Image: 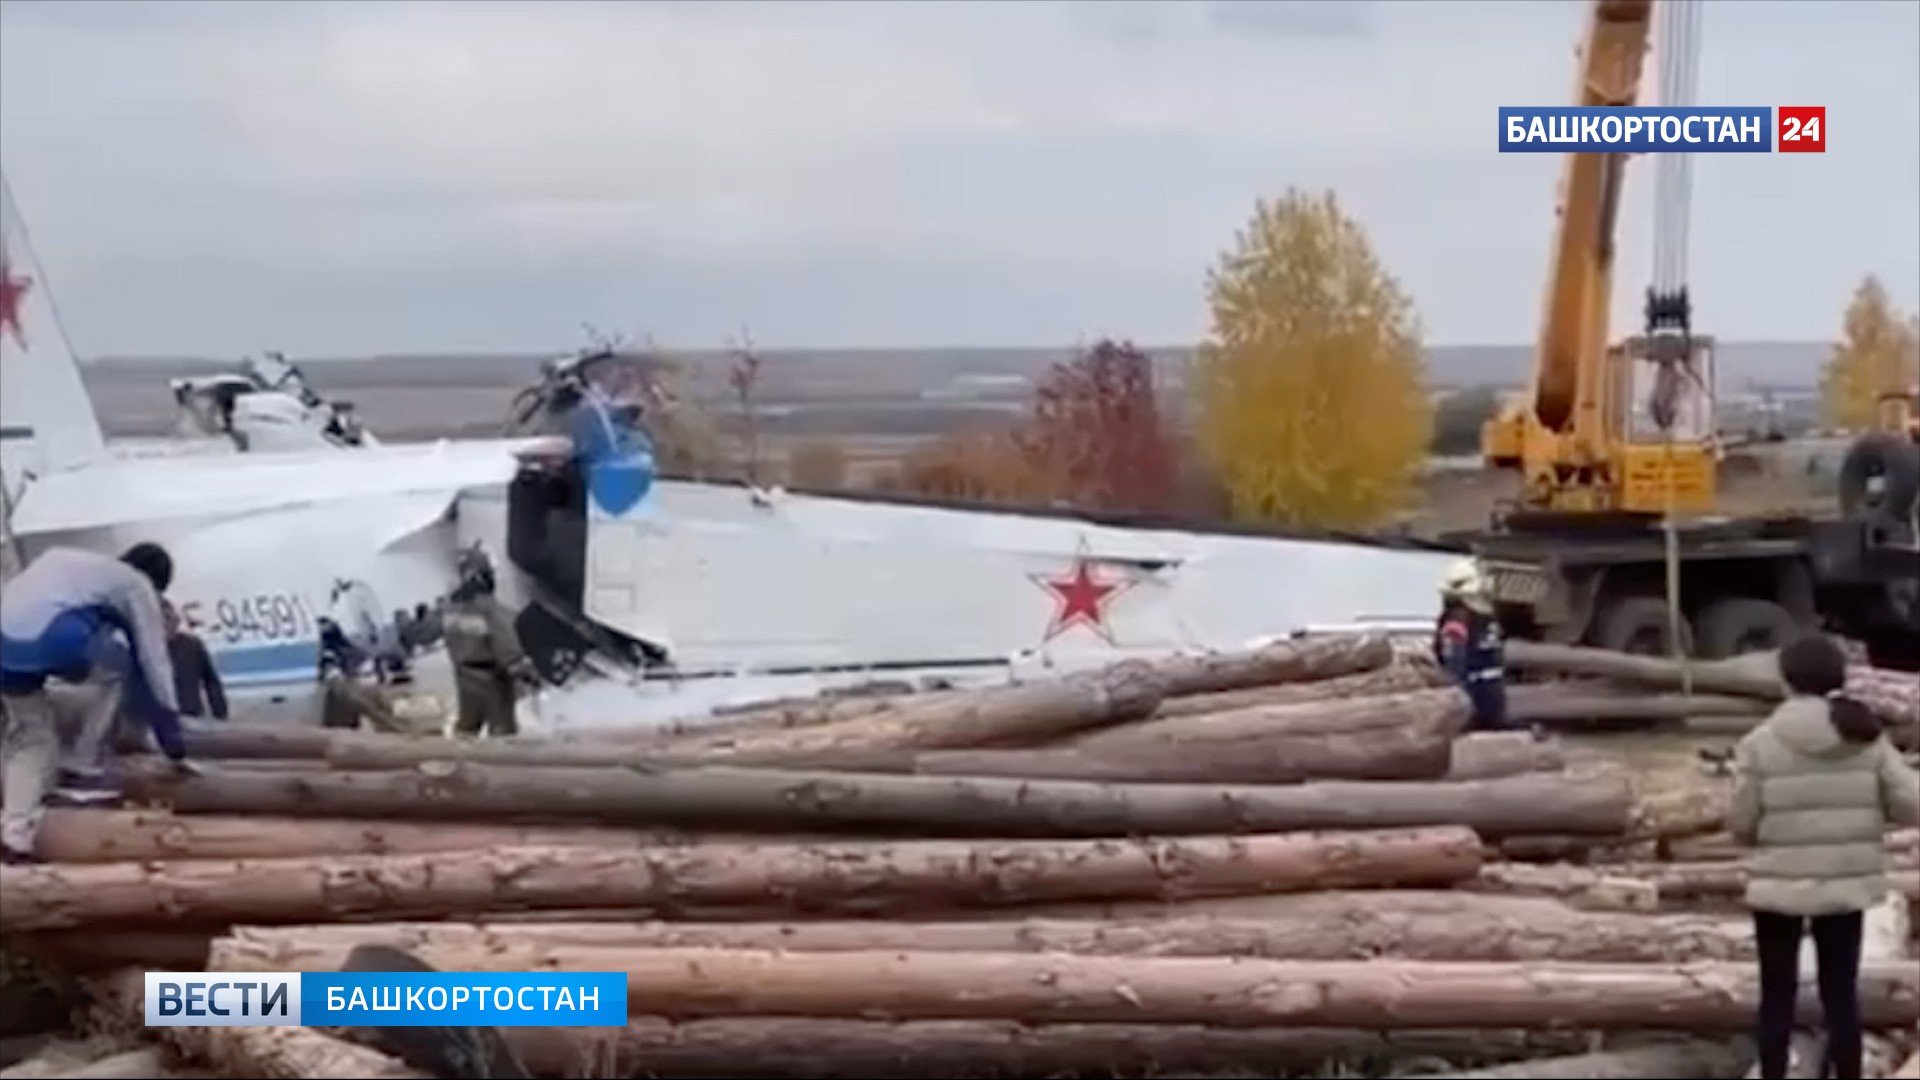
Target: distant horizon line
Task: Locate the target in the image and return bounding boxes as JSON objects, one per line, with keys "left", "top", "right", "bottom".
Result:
{"left": 83, "top": 337, "right": 1836, "bottom": 364}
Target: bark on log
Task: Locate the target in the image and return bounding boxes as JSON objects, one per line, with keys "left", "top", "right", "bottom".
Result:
{"left": 1495, "top": 835, "right": 1657, "bottom": 864}
{"left": 1506, "top": 642, "right": 1789, "bottom": 697}
{"left": 327, "top": 719, "right": 1456, "bottom": 783}
{"left": 1507, "top": 687, "right": 1770, "bottom": 724}
{"left": 1070, "top": 689, "right": 1471, "bottom": 752}
{"left": 135, "top": 722, "right": 337, "bottom": 761}
{"left": 1631, "top": 786, "right": 1733, "bottom": 841}
{"left": 1444, "top": 732, "right": 1567, "bottom": 781}
{"left": 214, "top": 896, "right": 1757, "bottom": 969}
{"left": 93, "top": 970, "right": 425, "bottom": 1079}
{"left": 30, "top": 809, "right": 679, "bottom": 863}
{"left": 777, "top": 723, "right": 1451, "bottom": 783}
{"left": 1397, "top": 1039, "right": 1751, "bottom": 1079}
{"left": 323, "top": 695, "right": 969, "bottom": 769}
{"left": 1507, "top": 828, "right": 1915, "bottom": 866}
{"left": 200, "top": 944, "right": 1920, "bottom": 1029}
{"left": 1848, "top": 666, "right": 1920, "bottom": 748}
{"left": 609, "top": 689, "right": 936, "bottom": 745}
{"left": 1475, "top": 857, "right": 1920, "bottom": 905}
{"left": 140, "top": 761, "right": 1635, "bottom": 839}
{"left": 18, "top": 930, "right": 212, "bottom": 972}
{"left": 499, "top": 1020, "right": 1590, "bottom": 1080}
{"left": 1506, "top": 644, "right": 1916, "bottom": 745}
{"left": 0, "top": 827, "right": 1483, "bottom": 932}
{"left": 1151, "top": 662, "right": 1445, "bottom": 720}
{"left": 663, "top": 661, "right": 1166, "bottom": 761}
{"left": 1625, "top": 857, "right": 1920, "bottom": 900}
{"left": 1468, "top": 863, "right": 1661, "bottom": 912}
{"left": 1141, "top": 633, "right": 1393, "bottom": 697}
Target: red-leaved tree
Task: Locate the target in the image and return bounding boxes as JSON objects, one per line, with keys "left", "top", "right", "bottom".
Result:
{"left": 1018, "top": 339, "right": 1177, "bottom": 514}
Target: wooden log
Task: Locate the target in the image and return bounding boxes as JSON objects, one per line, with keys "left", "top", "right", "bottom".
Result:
{"left": 0, "top": 827, "right": 1483, "bottom": 932}
{"left": 29, "top": 809, "right": 684, "bottom": 863}
{"left": 93, "top": 969, "right": 425, "bottom": 1079}
{"left": 1151, "top": 662, "right": 1445, "bottom": 719}
{"left": 1445, "top": 732, "right": 1566, "bottom": 781}
{"left": 327, "top": 716, "right": 1456, "bottom": 783}
{"left": 1507, "top": 644, "right": 1917, "bottom": 743}
{"left": 775, "top": 722, "right": 1451, "bottom": 783}
{"left": 155, "top": 722, "right": 337, "bottom": 761}
{"left": 1508, "top": 688, "right": 1769, "bottom": 724}
{"left": 139, "top": 761, "right": 1636, "bottom": 839}
{"left": 212, "top": 893, "right": 1757, "bottom": 968}
{"left": 1468, "top": 863, "right": 1661, "bottom": 912}
{"left": 500, "top": 1021, "right": 1589, "bottom": 1080}
{"left": 1508, "top": 827, "right": 1916, "bottom": 866}
{"left": 1632, "top": 856, "right": 1920, "bottom": 900}
{"left": 1475, "top": 857, "right": 1920, "bottom": 905}
{"left": 1495, "top": 836, "right": 1656, "bottom": 864}
{"left": 324, "top": 694, "right": 966, "bottom": 769}
{"left": 199, "top": 944, "right": 1920, "bottom": 1029}
{"left": 1630, "top": 786, "right": 1732, "bottom": 841}
{"left": 18, "top": 930, "right": 212, "bottom": 971}
{"left": 1069, "top": 688, "right": 1472, "bottom": 752}
{"left": 1849, "top": 665, "right": 1920, "bottom": 739}
{"left": 658, "top": 661, "right": 1167, "bottom": 761}
{"left": 1506, "top": 642, "right": 1788, "bottom": 697}
{"left": 1141, "top": 632, "right": 1393, "bottom": 697}
{"left": 1396, "top": 1039, "right": 1751, "bottom": 1079}
{"left": 610, "top": 688, "right": 937, "bottom": 745}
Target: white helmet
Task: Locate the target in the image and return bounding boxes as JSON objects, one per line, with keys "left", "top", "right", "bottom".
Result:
{"left": 1440, "top": 557, "right": 1486, "bottom": 599}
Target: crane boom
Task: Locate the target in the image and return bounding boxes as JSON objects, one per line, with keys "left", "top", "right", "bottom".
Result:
{"left": 1481, "top": 0, "right": 1717, "bottom": 518}
{"left": 1534, "top": 0, "right": 1653, "bottom": 434}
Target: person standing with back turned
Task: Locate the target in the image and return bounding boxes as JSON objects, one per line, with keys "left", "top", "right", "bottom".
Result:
{"left": 1730, "top": 633, "right": 1920, "bottom": 1080}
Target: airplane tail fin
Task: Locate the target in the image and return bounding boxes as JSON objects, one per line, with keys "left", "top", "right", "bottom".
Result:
{"left": 1, "top": 173, "right": 108, "bottom": 505}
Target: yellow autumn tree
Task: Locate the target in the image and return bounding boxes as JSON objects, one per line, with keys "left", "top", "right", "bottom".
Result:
{"left": 1820, "top": 275, "right": 1920, "bottom": 430}
{"left": 1193, "top": 189, "right": 1432, "bottom": 529}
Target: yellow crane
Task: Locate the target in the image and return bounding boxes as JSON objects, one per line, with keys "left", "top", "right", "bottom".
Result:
{"left": 1480, "top": 0, "right": 1718, "bottom": 518}
{"left": 1465, "top": 0, "right": 1917, "bottom": 668}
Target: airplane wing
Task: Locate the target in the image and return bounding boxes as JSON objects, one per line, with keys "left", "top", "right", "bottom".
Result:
{"left": 6, "top": 438, "right": 538, "bottom": 539}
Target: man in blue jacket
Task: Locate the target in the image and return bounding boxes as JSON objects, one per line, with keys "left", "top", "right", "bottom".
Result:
{"left": 1, "top": 542, "right": 193, "bottom": 863}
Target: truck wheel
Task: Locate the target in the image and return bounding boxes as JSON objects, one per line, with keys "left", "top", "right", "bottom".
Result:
{"left": 1839, "top": 433, "right": 1920, "bottom": 522}
{"left": 1694, "top": 597, "right": 1801, "bottom": 660}
{"left": 1592, "top": 595, "right": 1692, "bottom": 657}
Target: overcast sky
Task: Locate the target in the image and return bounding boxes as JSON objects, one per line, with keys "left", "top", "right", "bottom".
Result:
{"left": 1, "top": 0, "right": 1915, "bottom": 358}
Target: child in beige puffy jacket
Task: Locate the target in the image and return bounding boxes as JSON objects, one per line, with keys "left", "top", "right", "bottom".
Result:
{"left": 1730, "top": 633, "right": 1920, "bottom": 1080}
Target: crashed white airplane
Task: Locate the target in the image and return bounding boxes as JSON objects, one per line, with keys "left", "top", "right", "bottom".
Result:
{"left": 0, "top": 181, "right": 1461, "bottom": 735}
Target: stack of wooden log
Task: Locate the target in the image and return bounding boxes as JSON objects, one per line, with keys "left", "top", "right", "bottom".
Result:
{"left": 1, "top": 632, "right": 1915, "bottom": 1080}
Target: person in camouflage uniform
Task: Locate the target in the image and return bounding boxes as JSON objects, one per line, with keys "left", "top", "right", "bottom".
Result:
{"left": 442, "top": 546, "right": 533, "bottom": 738}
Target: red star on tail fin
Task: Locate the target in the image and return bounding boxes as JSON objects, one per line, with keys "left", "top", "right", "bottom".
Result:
{"left": 0, "top": 262, "right": 29, "bottom": 348}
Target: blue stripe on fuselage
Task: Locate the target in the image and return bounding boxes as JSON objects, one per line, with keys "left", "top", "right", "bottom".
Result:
{"left": 210, "top": 639, "right": 319, "bottom": 688}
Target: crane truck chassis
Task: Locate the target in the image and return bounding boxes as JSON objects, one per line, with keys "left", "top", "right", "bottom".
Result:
{"left": 1462, "top": 492, "right": 1920, "bottom": 671}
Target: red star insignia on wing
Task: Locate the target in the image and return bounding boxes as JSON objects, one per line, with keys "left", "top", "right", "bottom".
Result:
{"left": 1032, "top": 544, "right": 1133, "bottom": 644}
{"left": 0, "top": 261, "right": 29, "bottom": 349}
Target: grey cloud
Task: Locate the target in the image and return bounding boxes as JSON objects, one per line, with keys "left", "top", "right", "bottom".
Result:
{"left": 1069, "top": 0, "right": 1184, "bottom": 44}
{"left": 0, "top": 0, "right": 1913, "bottom": 357}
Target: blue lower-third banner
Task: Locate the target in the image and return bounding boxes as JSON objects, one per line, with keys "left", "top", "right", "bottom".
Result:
{"left": 144, "top": 971, "right": 627, "bottom": 1027}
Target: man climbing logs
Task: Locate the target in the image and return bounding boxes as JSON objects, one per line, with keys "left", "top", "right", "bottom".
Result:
{"left": 0, "top": 543, "right": 195, "bottom": 864}
{"left": 1433, "top": 557, "right": 1511, "bottom": 734}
